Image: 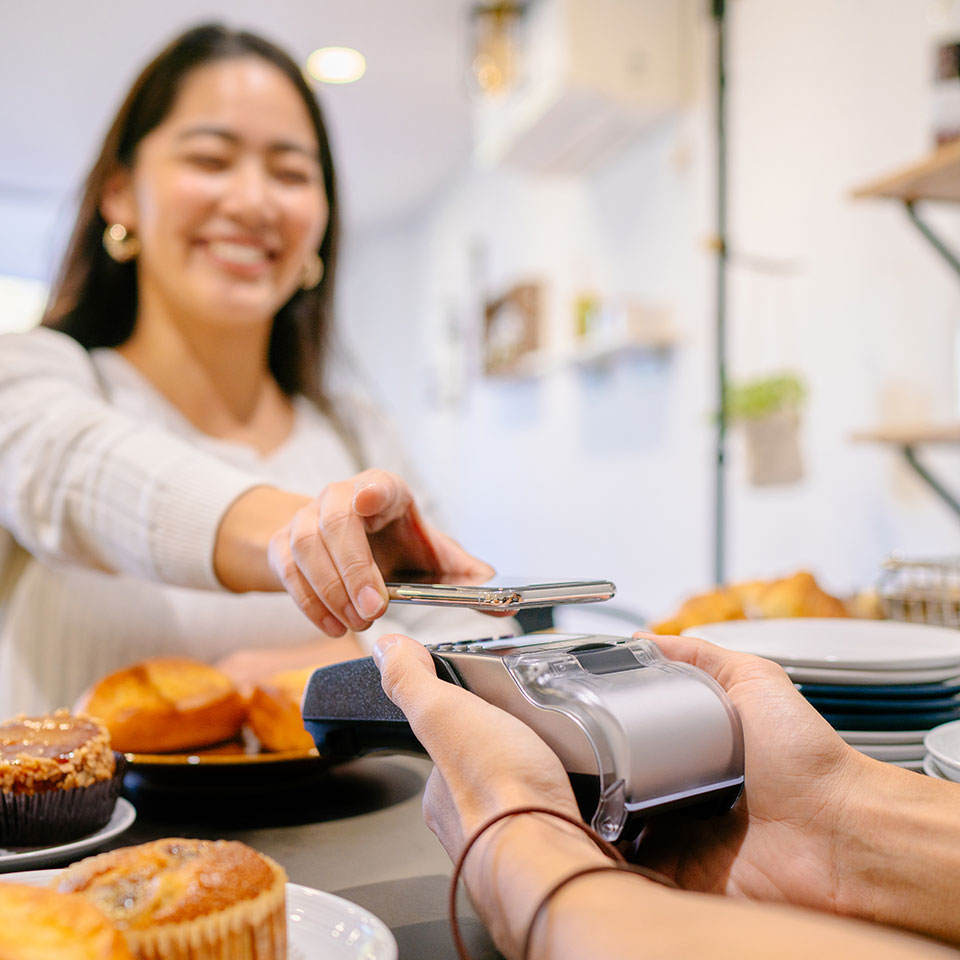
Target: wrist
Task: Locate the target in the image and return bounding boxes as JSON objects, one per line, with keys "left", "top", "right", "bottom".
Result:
{"left": 833, "top": 753, "right": 960, "bottom": 943}
{"left": 460, "top": 813, "right": 612, "bottom": 958}
{"left": 213, "top": 486, "right": 310, "bottom": 592}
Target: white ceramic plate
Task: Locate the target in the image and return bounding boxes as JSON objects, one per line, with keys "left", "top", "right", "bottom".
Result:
{"left": 890, "top": 759, "right": 925, "bottom": 771}
{"left": 922, "top": 754, "right": 960, "bottom": 781}
{"left": 851, "top": 742, "right": 926, "bottom": 761}
{"left": 785, "top": 664, "right": 960, "bottom": 685}
{"left": 0, "top": 798, "right": 135, "bottom": 872}
{"left": 838, "top": 729, "right": 928, "bottom": 745}
{"left": 0, "top": 870, "right": 397, "bottom": 960}
{"left": 924, "top": 720, "right": 960, "bottom": 776}
{"left": 684, "top": 619, "right": 960, "bottom": 671}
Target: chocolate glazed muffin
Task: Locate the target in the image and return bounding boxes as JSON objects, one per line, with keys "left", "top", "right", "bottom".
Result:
{"left": 0, "top": 710, "right": 123, "bottom": 846}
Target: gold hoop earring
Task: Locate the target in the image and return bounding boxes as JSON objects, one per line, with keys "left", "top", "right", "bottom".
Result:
{"left": 102, "top": 223, "right": 140, "bottom": 263}
{"left": 301, "top": 254, "right": 324, "bottom": 290}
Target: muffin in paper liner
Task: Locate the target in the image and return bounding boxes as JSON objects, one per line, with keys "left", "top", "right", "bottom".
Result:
{"left": 0, "top": 710, "right": 123, "bottom": 847}
{"left": 0, "top": 760, "right": 124, "bottom": 846}
{"left": 54, "top": 838, "right": 287, "bottom": 960}
{"left": 0, "top": 881, "right": 135, "bottom": 960}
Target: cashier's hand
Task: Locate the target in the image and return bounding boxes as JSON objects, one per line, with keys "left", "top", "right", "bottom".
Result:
{"left": 635, "top": 632, "right": 871, "bottom": 916}
{"left": 268, "top": 470, "right": 494, "bottom": 636}
{"left": 372, "top": 633, "right": 580, "bottom": 860}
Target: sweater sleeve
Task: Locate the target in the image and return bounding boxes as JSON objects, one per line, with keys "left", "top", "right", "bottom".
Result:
{"left": 0, "top": 328, "right": 265, "bottom": 589}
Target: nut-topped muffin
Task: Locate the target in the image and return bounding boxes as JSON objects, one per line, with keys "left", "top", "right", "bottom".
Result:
{"left": 0, "top": 882, "right": 134, "bottom": 960}
{"left": 54, "top": 838, "right": 287, "bottom": 960}
{"left": 0, "top": 710, "right": 121, "bottom": 845}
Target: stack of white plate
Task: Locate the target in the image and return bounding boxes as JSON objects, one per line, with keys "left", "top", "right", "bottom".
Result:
{"left": 683, "top": 619, "right": 960, "bottom": 771}
{"left": 924, "top": 720, "right": 960, "bottom": 781}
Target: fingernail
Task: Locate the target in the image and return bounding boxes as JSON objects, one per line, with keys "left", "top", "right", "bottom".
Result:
{"left": 372, "top": 634, "right": 401, "bottom": 668}
{"left": 357, "top": 585, "right": 385, "bottom": 620}
{"left": 352, "top": 481, "right": 379, "bottom": 510}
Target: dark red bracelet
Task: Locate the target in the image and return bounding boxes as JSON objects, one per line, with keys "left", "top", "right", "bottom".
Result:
{"left": 447, "top": 806, "right": 677, "bottom": 960}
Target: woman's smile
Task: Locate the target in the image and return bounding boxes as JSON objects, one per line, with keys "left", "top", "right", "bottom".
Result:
{"left": 199, "top": 237, "right": 277, "bottom": 278}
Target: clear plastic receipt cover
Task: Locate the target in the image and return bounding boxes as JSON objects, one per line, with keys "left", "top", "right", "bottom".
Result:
{"left": 504, "top": 639, "right": 744, "bottom": 840}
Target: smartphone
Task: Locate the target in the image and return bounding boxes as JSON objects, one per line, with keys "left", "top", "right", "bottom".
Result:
{"left": 384, "top": 577, "right": 616, "bottom": 611}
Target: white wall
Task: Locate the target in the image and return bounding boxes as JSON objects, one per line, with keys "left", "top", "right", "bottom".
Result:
{"left": 338, "top": 0, "right": 960, "bottom": 622}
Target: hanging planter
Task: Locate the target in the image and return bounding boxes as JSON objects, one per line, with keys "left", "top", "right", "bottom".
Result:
{"left": 726, "top": 374, "right": 806, "bottom": 487}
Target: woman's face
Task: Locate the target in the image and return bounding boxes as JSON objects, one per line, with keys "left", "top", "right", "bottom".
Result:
{"left": 105, "top": 57, "right": 328, "bottom": 329}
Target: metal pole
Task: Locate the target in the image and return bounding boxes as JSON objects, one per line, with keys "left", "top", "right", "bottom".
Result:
{"left": 905, "top": 201, "right": 960, "bottom": 280}
{"left": 713, "top": 0, "right": 728, "bottom": 586}
{"left": 902, "top": 445, "right": 960, "bottom": 521}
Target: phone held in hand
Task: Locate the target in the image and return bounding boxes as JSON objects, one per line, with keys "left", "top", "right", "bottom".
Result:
{"left": 384, "top": 577, "right": 616, "bottom": 611}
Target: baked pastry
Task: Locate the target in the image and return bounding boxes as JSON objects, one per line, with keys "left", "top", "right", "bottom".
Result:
{"left": 247, "top": 667, "right": 316, "bottom": 753}
{"left": 0, "top": 710, "right": 120, "bottom": 845}
{"left": 53, "top": 838, "right": 286, "bottom": 960}
{"left": 651, "top": 571, "right": 849, "bottom": 635}
{"left": 650, "top": 588, "right": 746, "bottom": 635}
{"left": 77, "top": 659, "right": 247, "bottom": 754}
{"left": 0, "top": 881, "right": 134, "bottom": 960}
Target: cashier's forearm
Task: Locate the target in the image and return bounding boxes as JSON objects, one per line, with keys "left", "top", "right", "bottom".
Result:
{"left": 213, "top": 486, "right": 310, "bottom": 592}
{"left": 472, "top": 818, "right": 950, "bottom": 960}
{"left": 833, "top": 760, "right": 960, "bottom": 943}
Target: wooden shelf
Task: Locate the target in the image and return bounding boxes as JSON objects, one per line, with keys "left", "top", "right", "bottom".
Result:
{"left": 483, "top": 330, "right": 678, "bottom": 381}
{"left": 852, "top": 140, "right": 960, "bottom": 204}
{"left": 566, "top": 330, "right": 677, "bottom": 369}
{"left": 852, "top": 424, "right": 960, "bottom": 446}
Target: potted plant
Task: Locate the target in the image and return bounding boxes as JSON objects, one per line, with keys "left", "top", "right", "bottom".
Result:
{"left": 725, "top": 373, "right": 806, "bottom": 486}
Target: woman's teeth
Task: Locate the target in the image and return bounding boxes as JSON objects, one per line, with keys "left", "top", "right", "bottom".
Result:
{"left": 208, "top": 241, "right": 270, "bottom": 265}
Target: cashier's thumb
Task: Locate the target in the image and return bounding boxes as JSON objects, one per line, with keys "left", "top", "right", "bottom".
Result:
{"left": 373, "top": 634, "right": 438, "bottom": 717}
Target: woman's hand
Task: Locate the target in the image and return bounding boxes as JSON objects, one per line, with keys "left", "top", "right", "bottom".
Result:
{"left": 636, "top": 632, "right": 872, "bottom": 913}
{"left": 372, "top": 633, "right": 579, "bottom": 859}
{"left": 269, "top": 470, "right": 492, "bottom": 635}
{"left": 215, "top": 471, "right": 493, "bottom": 635}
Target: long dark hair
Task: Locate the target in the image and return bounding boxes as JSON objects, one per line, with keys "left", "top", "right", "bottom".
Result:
{"left": 42, "top": 24, "right": 359, "bottom": 458}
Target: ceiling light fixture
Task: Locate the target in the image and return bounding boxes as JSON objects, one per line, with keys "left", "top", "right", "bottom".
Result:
{"left": 306, "top": 46, "right": 367, "bottom": 84}
{"left": 470, "top": 2, "right": 526, "bottom": 96}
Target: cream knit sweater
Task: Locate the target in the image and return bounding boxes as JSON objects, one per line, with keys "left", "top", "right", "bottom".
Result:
{"left": 0, "top": 328, "right": 505, "bottom": 715}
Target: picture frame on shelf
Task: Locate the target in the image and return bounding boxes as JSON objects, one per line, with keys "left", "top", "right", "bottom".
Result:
{"left": 482, "top": 282, "right": 542, "bottom": 377}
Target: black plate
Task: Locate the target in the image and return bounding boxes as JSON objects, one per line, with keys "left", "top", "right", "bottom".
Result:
{"left": 819, "top": 708, "right": 960, "bottom": 731}
{"left": 796, "top": 679, "right": 960, "bottom": 699}
{"left": 804, "top": 693, "right": 960, "bottom": 713}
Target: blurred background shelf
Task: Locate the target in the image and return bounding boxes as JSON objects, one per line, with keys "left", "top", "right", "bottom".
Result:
{"left": 853, "top": 425, "right": 960, "bottom": 520}
{"left": 853, "top": 424, "right": 960, "bottom": 445}
{"left": 852, "top": 140, "right": 960, "bottom": 203}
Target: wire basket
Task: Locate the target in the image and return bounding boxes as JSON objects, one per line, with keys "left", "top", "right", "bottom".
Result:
{"left": 877, "top": 556, "right": 960, "bottom": 628}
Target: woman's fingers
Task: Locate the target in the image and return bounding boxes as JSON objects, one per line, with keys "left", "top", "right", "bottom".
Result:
{"left": 314, "top": 485, "right": 387, "bottom": 624}
{"left": 271, "top": 470, "right": 494, "bottom": 632}
{"left": 267, "top": 525, "right": 345, "bottom": 636}
{"left": 351, "top": 470, "right": 415, "bottom": 531}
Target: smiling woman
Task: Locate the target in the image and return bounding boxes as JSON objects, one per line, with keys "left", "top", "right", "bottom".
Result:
{"left": 0, "top": 24, "right": 507, "bottom": 716}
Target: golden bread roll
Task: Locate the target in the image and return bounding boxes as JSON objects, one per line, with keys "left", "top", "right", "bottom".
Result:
{"left": 650, "top": 588, "right": 745, "bottom": 635}
{"left": 651, "top": 571, "right": 848, "bottom": 634}
{"left": 0, "top": 882, "right": 133, "bottom": 960}
{"left": 78, "top": 658, "right": 246, "bottom": 754}
{"left": 53, "top": 838, "right": 286, "bottom": 960}
{"left": 247, "top": 666, "right": 316, "bottom": 753}
{"left": 751, "top": 571, "right": 849, "bottom": 619}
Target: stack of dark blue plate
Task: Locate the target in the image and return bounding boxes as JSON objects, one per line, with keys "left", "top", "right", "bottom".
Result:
{"left": 684, "top": 619, "right": 960, "bottom": 771}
